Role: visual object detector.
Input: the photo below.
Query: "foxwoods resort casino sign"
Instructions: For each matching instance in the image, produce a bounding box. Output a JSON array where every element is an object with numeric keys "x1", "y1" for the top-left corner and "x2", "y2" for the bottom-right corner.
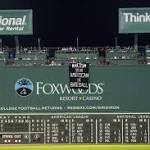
[{"x1": 15, "y1": 78, "x2": 105, "y2": 101}]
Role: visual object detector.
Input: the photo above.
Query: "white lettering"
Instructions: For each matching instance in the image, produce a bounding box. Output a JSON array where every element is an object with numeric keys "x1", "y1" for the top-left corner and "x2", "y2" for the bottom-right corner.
[
  {"x1": 0, "y1": 15, "x2": 26, "y2": 26},
  {"x1": 52, "y1": 84, "x2": 60, "y2": 94},
  {"x1": 6, "y1": 26, "x2": 24, "y2": 31},
  {"x1": 36, "y1": 82, "x2": 43, "y2": 95},
  {"x1": 36, "y1": 82, "x2": 104, "y2": 95},
  {"x1": 72, "y1": 63, "x2": 86, "y2": 68},
  {"x1": 43, "y1": 83, "x2": 53, "y2": 95},
  {"x1": 123, "y1": 12, "x2": 150, "y2": 23},
  {"x1": 60, "y1": 84, "x2": 71, "y2": 94}
]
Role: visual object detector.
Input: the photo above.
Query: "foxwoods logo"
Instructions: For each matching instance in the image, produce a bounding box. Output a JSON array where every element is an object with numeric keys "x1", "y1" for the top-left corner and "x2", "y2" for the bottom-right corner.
[
  {"x1": 15, "y1": 78, "x2": 105, "y2": 98},
  {"x1": 36, "y1": 82, "x2": 104, "y2": 95},
  {"x1": 15, "y1": 78, "x2": 34, "y2": 97}
]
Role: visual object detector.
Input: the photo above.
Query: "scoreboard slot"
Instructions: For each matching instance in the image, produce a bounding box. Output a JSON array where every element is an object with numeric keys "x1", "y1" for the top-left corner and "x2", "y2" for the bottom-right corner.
[{"x1": 3, "y1": 123, "x2": 29, "y2": 132}]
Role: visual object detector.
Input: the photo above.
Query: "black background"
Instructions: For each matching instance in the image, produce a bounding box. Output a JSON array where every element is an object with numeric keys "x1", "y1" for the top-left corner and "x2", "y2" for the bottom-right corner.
[
  {"x1": 69, "y1": 63, "x2": 89, "y2": 89},
  {"x1": 1, "y1": 0, "x2": 150, "y2": 47}
]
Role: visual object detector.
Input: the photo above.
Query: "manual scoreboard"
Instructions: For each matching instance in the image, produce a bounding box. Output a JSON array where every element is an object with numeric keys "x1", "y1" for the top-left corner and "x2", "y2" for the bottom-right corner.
[
  {"x1": 0, "y1": 114, "x2": 149, "y2": 144},
  {"x1": 0, "y1": 65, "x2": 150, "y2": 144}
]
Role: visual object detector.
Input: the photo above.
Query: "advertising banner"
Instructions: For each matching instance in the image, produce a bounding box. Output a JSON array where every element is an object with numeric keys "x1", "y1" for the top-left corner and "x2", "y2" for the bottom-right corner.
[
  {"x1": 0, "y1": 10, "x2": 32, "y2": 35},
  {"x1": 119, "y1": 8, "x2": 150, "y2": 33},
  {"x1": 0, "y1": 66, "x2": 150, "y2": 113}
]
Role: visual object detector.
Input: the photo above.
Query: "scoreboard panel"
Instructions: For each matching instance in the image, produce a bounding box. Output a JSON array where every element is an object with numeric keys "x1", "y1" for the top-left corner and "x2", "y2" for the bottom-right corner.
[{"x1": 0, "y1": 113, "x2": 149, "y2": 144}]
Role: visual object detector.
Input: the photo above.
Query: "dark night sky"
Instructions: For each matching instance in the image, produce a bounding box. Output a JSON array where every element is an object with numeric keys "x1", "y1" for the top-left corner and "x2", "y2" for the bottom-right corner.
[{"x1": 1, "y1": 0, "x2": 150, "y2": 47}]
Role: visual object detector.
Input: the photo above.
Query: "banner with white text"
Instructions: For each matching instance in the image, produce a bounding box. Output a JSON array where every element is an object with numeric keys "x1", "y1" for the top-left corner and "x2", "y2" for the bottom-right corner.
[
  {"x1": 119, "y1": 8, "x2": 150, "y2": 33},
  {"x1": 0, "y1": 10, "x2": 32, "y2": 35}
]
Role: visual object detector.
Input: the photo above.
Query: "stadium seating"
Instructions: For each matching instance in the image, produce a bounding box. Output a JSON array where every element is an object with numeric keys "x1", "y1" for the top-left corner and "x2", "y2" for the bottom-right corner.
[{"x1": 0, "y1": 47, "x2": 149, "y2": 66}]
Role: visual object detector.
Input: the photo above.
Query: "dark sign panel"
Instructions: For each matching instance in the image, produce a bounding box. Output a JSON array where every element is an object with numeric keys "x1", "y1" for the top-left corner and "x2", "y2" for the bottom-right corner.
[{"x1": 69, "y1": 63, "x2": 89, "y2": 89}]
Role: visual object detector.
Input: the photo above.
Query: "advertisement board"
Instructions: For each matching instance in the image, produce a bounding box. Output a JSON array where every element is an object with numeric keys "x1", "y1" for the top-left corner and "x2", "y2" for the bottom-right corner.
[
  {"x1": 119, "y1": 8, "x2": 150, "y2": 33},
  {"x1": 0, "y1": 10, "x2": 32, "y2": 35},
  {"x1": 0, "y1": 66, "x2": 150, "y2": 113}
]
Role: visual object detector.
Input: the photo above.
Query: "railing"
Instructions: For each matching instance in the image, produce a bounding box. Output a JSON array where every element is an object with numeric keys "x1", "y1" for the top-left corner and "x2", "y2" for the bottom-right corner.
[{"x1": 0, "y1": 47, "x2": 149, "y2": 66}]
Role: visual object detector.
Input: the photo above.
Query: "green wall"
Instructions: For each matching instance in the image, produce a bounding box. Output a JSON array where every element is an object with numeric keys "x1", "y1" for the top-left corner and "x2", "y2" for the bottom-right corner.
[{"x1": 0, "y1": 66, "x2": 150, "y2": 113}]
